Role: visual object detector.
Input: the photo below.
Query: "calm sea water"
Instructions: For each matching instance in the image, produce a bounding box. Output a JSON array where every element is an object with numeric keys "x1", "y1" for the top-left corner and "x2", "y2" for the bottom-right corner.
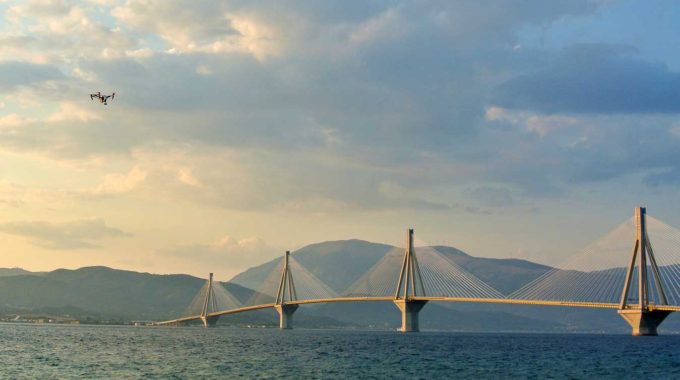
[{"x1": 3, "y1": 323, "x2": 680, "y2": 379}]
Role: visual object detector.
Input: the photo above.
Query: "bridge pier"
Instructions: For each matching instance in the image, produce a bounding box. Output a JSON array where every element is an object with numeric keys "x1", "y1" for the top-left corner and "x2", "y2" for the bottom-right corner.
[
  {"x1": 618, "y1": 310, "x2": 671, "y2": 336},
  {"x1": 275, "y1": 304, "x2": 299, "y2": 329},
  {"x1": 393, "y1": 229, "x2": 428, "y2": 333},
  {"x1": 200, "y1": 315, "x2": 220, "y2": 328},
  {"x1": 393, "y1": 300, "x2": 428, "y2": 332},
  {"x1": 618, "y1": 207, "x2": 673, "y2": 336}
]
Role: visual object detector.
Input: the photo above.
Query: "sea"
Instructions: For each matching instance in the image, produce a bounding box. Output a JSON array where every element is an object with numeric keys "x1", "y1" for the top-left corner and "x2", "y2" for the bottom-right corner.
[{"x1": 2, "y1": 323, "x2": 680, "y2": 379}]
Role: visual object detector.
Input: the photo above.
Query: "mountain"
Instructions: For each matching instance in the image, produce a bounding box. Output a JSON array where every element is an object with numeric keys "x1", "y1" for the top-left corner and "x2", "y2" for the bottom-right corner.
[
  {"x1": 232, "y1": 239, "x2": 395, "y2": 293},
  {"x1": 231, "y1": 239, "x2": 551, "y2": 295},
  {"x1": 0, "y1": 268, "x2": 35, "y2": 277},
  {"x1": 230, "y1": 239, "x2": 680, "y2": 333},
  {"x1": 229, "y1": 239, "x2": 563, "y2": 332},
  {"x1": 429, "y1": 246, "x2": 551, "y2": 295},
  {"x1": 0, "y1": 266, "x2": 252, "y2": 320},
  {"x1": 2, "y1": 239, "x2": 680, "y2": 332}
]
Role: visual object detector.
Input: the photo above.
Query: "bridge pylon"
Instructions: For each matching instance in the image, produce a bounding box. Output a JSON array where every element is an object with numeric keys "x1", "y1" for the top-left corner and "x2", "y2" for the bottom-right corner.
[
  {"x1": 393, "y1": 228, "x2": 428, "y2": 332},
  {"x1": 618, "y1": 207, "x2": 672, "y2": 336},
  {"x1": 200, "y1": 273, "x2": 220, "y2": 327},
  {"x1": 274, "y1": 251, "x2": 299, "y2": 329}
]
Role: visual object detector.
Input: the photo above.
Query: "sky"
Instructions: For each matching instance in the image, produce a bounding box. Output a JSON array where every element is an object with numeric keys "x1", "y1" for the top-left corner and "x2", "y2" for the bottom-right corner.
[{"x1": 1, "y1": 0, "x2": 680, "y2": 280}]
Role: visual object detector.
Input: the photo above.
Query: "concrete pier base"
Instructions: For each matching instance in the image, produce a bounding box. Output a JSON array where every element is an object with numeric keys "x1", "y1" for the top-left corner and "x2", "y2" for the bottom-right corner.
[
  {"x1": 275, "y1": 304, "x2": 299, "y2": 329},
  {"x1": 200, "y1": 315, "x2": 220, "y2": 328},
  {"x1": 618, "y1": 309, "x2": 671, "y2": 336},
  {"x1": 393, "y1": 300, "x2": 428, "y2": 332}
]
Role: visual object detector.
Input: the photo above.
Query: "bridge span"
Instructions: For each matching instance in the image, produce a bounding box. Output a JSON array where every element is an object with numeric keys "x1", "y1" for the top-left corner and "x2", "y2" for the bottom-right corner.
[{"x1": 158, "y1": 207, "x2": 680, "y2": 336}]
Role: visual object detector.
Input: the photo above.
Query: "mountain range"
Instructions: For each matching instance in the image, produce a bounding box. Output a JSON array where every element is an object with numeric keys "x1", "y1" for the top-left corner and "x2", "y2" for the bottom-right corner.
[{"x1": 2, "y1": 239, "x2": 679, "y2": 333}]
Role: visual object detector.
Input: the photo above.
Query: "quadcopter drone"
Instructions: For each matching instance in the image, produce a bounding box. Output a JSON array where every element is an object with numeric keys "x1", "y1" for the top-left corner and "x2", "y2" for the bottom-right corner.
[{"x1": 90, "y1": 91, "x2": 115, "y2": 105}]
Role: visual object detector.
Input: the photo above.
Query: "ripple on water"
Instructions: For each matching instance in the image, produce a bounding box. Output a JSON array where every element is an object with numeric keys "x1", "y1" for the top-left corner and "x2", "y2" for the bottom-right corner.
[{"x1": 3, "y1": 324, "x2": 680, "y2": 378}]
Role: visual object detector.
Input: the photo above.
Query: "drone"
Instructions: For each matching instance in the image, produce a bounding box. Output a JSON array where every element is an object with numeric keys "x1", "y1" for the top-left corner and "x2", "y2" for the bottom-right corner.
[{"x1": 90, "y1": 91, "x2": 115, "y2": 105}]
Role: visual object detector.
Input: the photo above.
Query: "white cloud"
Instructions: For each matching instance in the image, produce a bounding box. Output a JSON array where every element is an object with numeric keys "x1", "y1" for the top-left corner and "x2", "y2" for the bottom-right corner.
[
  {"x1": 176, "y1": 167, "x2": 202, "y2": 187},
  {"x1": 125, "y1": 48, "x2": 154, "y2": 59},
  {"x1": 1, "y1": 0, "x2": 135, "y2": 63},
  {"x1": 226, "y1": 13, "x2": 282, "y2": 60},
  {"x1": 111, "y1": 1, "x2": 283, "y2": 60},
  {"x1": 47, "y1": 102, "x2": 103, "y2": 123},
  {"x1": 0, "y1": 113, "x2": 31, "y2": 129},
  {"x1": 85, "y1": 166, "x2": 147, "y2": 196},
  {"x1": 211, "y1": 235, "x2": 266, "y2": 250},
  {"x1": 485, "y1": 106, "x2": 578, "y2": 137}
]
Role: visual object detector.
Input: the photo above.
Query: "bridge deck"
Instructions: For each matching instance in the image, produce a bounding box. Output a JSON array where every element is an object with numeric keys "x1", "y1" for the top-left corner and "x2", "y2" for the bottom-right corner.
[{"x1": 157, "y1": 296, "x2": 680, "y2": 325}]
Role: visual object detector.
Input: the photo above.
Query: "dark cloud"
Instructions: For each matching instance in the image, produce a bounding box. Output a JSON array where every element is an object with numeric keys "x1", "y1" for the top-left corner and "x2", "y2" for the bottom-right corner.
[
  {"x1": 80, "y1": 0, "x2": 599, "y2": 154},
  {"x1": 644, "y1": 168, "x2": 680, "y2": 187},
  {"x1": 480, "y1": 111, "x2": 680, "y2": 194},
  {"x1": 0, "y1": 61, "x2": 64, "y2": 91},
  {"x1": 0, "y1": 219, "x2": 131, "y2": 249},
  {"x1": 494, "y1": 44, "x2": 680, "y2": 114},
  {"x1": 8, "y1": 0, "x2": 679, "y2": 214}
]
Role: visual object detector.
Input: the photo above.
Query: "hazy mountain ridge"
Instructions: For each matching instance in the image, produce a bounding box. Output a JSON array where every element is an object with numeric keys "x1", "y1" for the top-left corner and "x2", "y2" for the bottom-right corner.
[
  {"x1": 2, "y1": 239, "x2": 680, "y2": 332},
  {"x1": 0, "y1": 268, "x2": 37, "y2": 277},
  {"x1": 232, "y1": 239, "x2": 395, "y2": 293},
  {"x1": 215, "y1": 239, "x2": 680, "y2": 332},
  {"x1": 0, "y1": 266, "x2": 251, "y2": 320},
  {"x1": 231, "y1": 239, "x2": 552, "y2": 295}
]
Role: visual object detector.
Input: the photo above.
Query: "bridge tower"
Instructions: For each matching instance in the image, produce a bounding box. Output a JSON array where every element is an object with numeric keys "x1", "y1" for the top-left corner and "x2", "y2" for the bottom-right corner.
[
  {"x1": 618, "y1": 207, "x2": 671, "y2": 336},
  {"x1": 200, "y1": 273, "x2": 220, "y2": 327},
  {"x1": 393, "y1": 228, "x2": 428, "y2": 332},
  {"x1": 274, "y1": 251, "x2": 299, "y2": 329}
]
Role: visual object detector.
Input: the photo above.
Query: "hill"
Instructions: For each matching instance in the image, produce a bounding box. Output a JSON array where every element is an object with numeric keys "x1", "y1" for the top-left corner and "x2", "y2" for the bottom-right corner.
[
  {"x1": 0, "y1": 268, "x2": 35, "y2": 277},
  {"x1": 2, "y1": 239, "x2": 680, "y2": 332},
  {"x1": 0, "y1": 266, "x2": 247, "y2": 320},
  {"x1": 230, "y1": 239, "x2": 680, "y2": 333},
  {"x1": 231, "y1": 239, "x2": 551, "y2": 295}
]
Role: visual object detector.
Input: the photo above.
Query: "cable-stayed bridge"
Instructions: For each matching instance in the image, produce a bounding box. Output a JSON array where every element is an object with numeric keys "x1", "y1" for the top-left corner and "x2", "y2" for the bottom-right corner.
[{"x1": 158, "y1": 207, "x2": 680, "y2": 336}]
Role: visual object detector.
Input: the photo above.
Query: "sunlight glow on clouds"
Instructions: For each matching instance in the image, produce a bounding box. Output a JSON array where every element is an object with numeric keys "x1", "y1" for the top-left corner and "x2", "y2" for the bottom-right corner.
[{"x1": 1, "y1": 0, "x2": 679, "y2": 275}]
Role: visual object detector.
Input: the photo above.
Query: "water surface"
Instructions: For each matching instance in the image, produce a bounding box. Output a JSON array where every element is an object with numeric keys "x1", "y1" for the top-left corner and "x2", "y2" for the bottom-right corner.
[{"x1": 2, "y1": 323, "x2": 680, "y2": 378}]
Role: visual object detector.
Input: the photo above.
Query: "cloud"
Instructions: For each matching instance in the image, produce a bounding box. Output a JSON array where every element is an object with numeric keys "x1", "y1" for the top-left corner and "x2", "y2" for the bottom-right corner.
[
  {"x1": 0, "y1": 61, "x2": 64, "y2": 91},
  {"x1": 466, "y1": 186, "x2": 514, "y2": 207},
  {"x1": 84, "y1": 166, "x2": 148, "y2": 196},
  {"x1": 1, "y1": 1, "x2": 135, "y2": 63},
  {"x1": 0, "y1": 218, "x2": 131, "y2": 249},
  {"x1": 0, "y1": 181, "x2": 73, "y2": 208},
  {"x1": 0, "y1": 1, "x2": 601, "y2": 160},
  {"x1": 5, "y1": 0, "x2": 680, "y2": 277},
  {"x1": 493, "y1": 44, "x2": 680, "y2": 114},
  {"x1": 111, "y1": 0, "x2": 283, "y2": 60},
  {"x1": 2, "y1": 0, "x2": 678, "y2": 218},
  {"x1": 160, "y1": 235, "x2": 278, "y2": 277},
  {"x1": 47, "y1": 102, "x2": 103, "y2": 123},
  {"x1": 378, "y1": 181, "x2": 454, "y2": 211},
  {"x1": 0, "y1": 99, "x2": 140, "y2": 159},
  {"x1": 481, "y1": 108, "x2": 680, "y2": 191},
  {"x1": 0, "y1": 113, "x2": 32, "y2": 129}
]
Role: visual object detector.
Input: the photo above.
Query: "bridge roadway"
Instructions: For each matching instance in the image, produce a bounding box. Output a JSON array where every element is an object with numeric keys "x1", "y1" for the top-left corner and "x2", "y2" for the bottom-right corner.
[{"x1": 155, "y1": 297, "x2": 680, "y2": 326}]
